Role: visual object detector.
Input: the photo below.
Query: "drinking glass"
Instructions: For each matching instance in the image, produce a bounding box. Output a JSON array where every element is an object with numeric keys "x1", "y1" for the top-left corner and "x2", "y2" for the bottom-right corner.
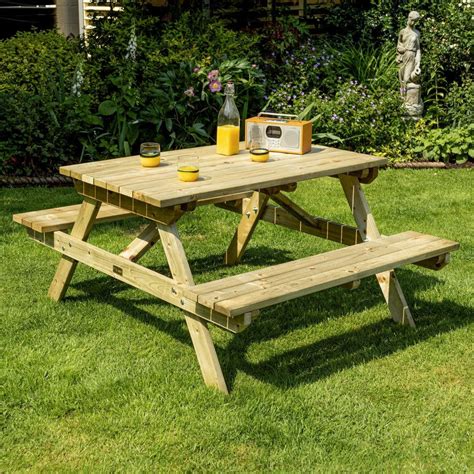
[
  {"x1": 177, "y1": 155, "x2": 199, "y2": 182},
  {"x1": 249, "y1": 137, "x2": 269, "y2": 162},
  {"x1": 140, "y1": 142, "x2": 161, "y2": 167}
]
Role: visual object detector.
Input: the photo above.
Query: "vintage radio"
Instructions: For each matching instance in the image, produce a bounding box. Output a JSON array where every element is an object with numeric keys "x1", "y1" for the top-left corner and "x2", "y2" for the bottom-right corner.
[{"x1": 245, "y1": 112, "x2": 312, "y2": 155}]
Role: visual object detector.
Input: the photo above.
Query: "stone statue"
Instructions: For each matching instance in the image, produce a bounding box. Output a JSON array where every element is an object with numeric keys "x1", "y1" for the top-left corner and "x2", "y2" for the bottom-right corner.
[{"x1": 397, "y1": 11, "x2": 423, "y2": 119}]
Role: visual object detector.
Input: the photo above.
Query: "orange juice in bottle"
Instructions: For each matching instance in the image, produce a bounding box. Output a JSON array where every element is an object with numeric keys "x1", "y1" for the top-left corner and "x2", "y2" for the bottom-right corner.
[{"x1": 216, "y1": 82, "x2": 240, "y2": 156}]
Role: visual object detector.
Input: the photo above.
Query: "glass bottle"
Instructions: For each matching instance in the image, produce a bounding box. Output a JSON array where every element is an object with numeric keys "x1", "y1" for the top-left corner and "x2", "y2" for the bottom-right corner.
[{"x1": 216, "y1": 81, "x2": 240, "y2": 156}]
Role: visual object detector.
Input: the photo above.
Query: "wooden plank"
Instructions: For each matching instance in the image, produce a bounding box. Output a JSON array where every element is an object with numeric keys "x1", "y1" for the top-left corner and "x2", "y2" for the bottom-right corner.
[
  {"x1": 218, "y1": 202, "x2": 446, "y2": 274},
  {"x1": 216, "y1": 201, "x2": 362, "y2": 246},
  {"x1": 148, "y1": 154, "x2": 385, "y2": 208},
  {"x1": 138, "y1": 151, "x2": 381, "y2": 206},
  {"x1": 339, "y1": 174, "x2": 379, "y2": 240},
  {"x1": 415, "y1": 253, "x2": 451, "y2": 271},
  {"x1": 194, "y1": 233, "x2": 446, "y2": 310},
  {"x1": 208, "y1": 235, "x2": 459, "y2": 317},
  {"x1": 48, "y1": 197, "x2": 101, "y2": 302},
  {"x1": 270, "y1": 192, "x2": 323, "y2": 228},
  {"x1": 224, "y1": 192, "x2": 270, "y2": 265},
  {"x1": 119, "y1": 222, "x2": 160, "y2": 262},
  {"x1": 13, "y1": 204, "x2": 133, "y2": 233},
  {"x1": 38, "y1": 230, "x2": 251, "y2": 333},
  {"x1": 189, "y1": 232, "x2": 421, "y2": 300},
  {"x1": 157, "y1": 223, "x2": 194, "y2": 286},
  {"x1": 62, "y1": 144, "x2": 225, "y2": 184},
  {"x1": 339, "y1": 174, "x2": 415, "y2": 326},
  {"x1": 157, "y1": 222, "x2": 229, "y2": 394},
  {"x1": 124, "y1": 151, "x2": 317, "y2": 198},
  {"x1": 61, "y1": 144, "x2": 386, "y2": 209},
  {"x1": 78, "y1": 184, "x2": 184, "y2": 225}
]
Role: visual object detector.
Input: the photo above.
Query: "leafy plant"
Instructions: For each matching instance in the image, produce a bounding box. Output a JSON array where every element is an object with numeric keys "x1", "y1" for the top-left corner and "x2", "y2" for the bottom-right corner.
[
  {"x1": 97, "y1": 74, "x2": 140, "y2": 157},
  {"x1": 0, "y1": 31, "x2": 98, "y2": 175},
  {"x1": 442, "y1": 77, "x2": 474, "y2": 128},
  {"x1": 322, "y1": 40, "x2": 398, "y2": 92},
  {"x1": 288, "y1": 81, "x2": 409, "y2": 157},
  {"x1": 141, "y1": 59, "x2": 265, "y2": 149},
  {"x1": 153, "y1": 11, "x2": 260, "y2": 66},
  {"x1": 414, "y1": 124, "x2": 474, "y2": 163}
]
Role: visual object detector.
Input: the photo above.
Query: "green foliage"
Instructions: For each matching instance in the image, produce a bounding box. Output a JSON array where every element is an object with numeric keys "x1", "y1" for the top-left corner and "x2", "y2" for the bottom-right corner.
[
  {"x1": 261, "y1": 14, "x2": 311, "y2": 57},
  {"x1": 326, "y1": 1, "x2": 473, "y2": 89},
  {"x1": 0, "y1": 30, "x2": 81, "y2": 95},
  {"x1": 298, "y1": 82, "x2": 408, "y2": 155},
  {"x1": 443, "y1": 78, "x2": 474, "y2": 128},
  {"x1": 322, "y1": 40, "x2": 398, "y2": 92},
  {"x1": 265, "y1": 37, "x2": 398, "y2": 116},
  {"x1": 1, "y1": 3, "x2": 472, "y2": 175},
  {"x1": 0, "y1": 31, "x2": 98, "y2": 175},
  {"x1": 0, "y1": 4, "x2": 265, "y2": 174},
  {"x1": 154, "y1": 12, "x2": 260, "y2": 66},
  {"x1": 414, "y1": 124, "x2": 474, "y2": 163},
  {"x1": 141, "y1": 60, "x2": 264, "y2": 149},
  {"x1": 82, "y1": 2, "x2": 264, "y2": 157}
]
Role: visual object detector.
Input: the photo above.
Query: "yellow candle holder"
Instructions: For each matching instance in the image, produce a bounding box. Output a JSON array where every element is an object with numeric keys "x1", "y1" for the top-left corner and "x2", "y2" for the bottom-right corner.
[
  {"x1": 140, "y1": 155, "x2": 161, "y2": 167},
  {"x1": 250, "y1": 147, "x2": 269, "y2": 162},
  {"x1": 140, "y1": 142, "x2": 161, "y2": 167},
  {"x1": 178, "y1": 165, "x2": 199, "y2": 182},
  {"x1": 177, "y1": 155, "x2": 199, "y2": 182}
]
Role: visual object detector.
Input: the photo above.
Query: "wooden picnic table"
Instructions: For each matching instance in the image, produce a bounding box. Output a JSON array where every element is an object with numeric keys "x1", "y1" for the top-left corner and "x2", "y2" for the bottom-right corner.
[{"x1": 13, "y1": 144, "x2": 459, "y2": 394}]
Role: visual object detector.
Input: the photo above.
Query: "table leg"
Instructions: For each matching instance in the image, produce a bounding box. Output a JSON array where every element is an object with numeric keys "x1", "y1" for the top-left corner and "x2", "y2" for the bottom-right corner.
[
  {"x1": 339, "y1": 174, "x2": 415, "y2": 327},
  {"x1": 119, "y1": 222, "x2": 160, "y2": 262},
  {"x1": 224, "y1": 191, "x2": 270, "y2": 265},
  {"x1": 157, "y1": 222, "x2": 229, "y2": 394},
  {"x1": 48, "y1": 197, "x2": 101, "y2": 302}
]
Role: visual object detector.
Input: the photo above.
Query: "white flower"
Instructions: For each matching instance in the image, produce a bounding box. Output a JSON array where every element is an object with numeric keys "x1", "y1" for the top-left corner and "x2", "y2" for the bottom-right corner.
[
  {"x1": 72, "y1": 61, "x2": 84, "y2": 96},
  {"x1": 125, "y1": 25, "x2": 137, "y2": 61}
]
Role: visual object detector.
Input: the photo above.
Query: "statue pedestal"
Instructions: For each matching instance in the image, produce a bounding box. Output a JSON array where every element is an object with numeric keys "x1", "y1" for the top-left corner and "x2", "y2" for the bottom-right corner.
[{"x1": 404, "y1": 83, "x2": 423, "y2": 120}]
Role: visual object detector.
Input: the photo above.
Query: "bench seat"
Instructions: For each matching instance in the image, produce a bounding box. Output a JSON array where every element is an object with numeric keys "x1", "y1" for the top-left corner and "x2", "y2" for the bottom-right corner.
[
  {"x1": 187, "y1": 231, "x2": 459, "y2": 317},
  {"x1": 13, "y1": 204, "x2": 133, "y2": 233}
]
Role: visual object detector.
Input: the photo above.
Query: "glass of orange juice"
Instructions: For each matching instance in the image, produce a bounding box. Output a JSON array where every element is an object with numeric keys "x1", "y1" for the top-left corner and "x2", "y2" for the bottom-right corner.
[{"x1": 177, "y1": 155, "x2": 199, "y2": 182}]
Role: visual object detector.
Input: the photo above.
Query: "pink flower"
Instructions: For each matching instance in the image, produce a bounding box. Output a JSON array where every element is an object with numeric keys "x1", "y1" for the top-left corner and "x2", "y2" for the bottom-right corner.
[
  {"x1": 207, "y1": 69, "x2": 219, "y2": 80},
  {"x1": 193, "y1": 66, "x2": 201, "y2": 73},
  {"x1": 252, "y1": 64, "x2": 257, "y2": 68},
  {"x1": 184, "y1": 86, "x2": 195, "y2": 97},
  {"x1": 209, "y1": 80, "x2": 222, "y2": 93}
]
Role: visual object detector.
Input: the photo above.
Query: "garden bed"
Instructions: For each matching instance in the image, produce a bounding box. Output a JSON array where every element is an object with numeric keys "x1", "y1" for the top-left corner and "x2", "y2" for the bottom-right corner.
[{"x1": 0, "y1": 2, "x2": 472, "y2": 178}]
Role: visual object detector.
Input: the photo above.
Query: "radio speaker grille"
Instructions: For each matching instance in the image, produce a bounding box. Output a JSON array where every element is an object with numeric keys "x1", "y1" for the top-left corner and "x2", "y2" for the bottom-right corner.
[{"x1": 281, "y1": 130, "x2": 299, "y2": 148}]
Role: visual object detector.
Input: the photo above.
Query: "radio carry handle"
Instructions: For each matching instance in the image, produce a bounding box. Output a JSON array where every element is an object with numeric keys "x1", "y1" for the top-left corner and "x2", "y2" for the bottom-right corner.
[{"x1": 257, "y1": 112, "x2": 299, "y2": 122}]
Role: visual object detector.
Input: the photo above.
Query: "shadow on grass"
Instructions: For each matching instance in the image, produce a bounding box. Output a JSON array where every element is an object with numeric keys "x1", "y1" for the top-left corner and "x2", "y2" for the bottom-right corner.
[
  {"x1": 68, "y1": 255, "x2": 472, "y2": 391},
  {"x1": 68, "y1": 247, "x2": 295, "y2": 345},
  {"x1": 223, "y1": 268, "x2": 472, "y2": 390}
]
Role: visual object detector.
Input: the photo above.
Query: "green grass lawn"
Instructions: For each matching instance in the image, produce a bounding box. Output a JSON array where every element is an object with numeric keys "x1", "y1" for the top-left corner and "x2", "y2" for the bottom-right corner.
[{"x1": 1, "y1": 170, "x2": 473, "y2": 472}]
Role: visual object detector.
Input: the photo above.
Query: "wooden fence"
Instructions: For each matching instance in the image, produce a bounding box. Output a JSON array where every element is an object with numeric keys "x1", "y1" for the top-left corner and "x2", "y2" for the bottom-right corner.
[{"x1": 80, "y1": 0, "x2": 344, "y2": 36}]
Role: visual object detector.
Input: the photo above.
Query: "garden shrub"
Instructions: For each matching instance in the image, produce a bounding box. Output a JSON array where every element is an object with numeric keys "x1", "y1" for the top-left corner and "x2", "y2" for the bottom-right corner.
[
  {"x1": 82, "y1": 1, "x2": 265, "y2": 157},
  {"x1": 294, "y1": 81, "x2": 409, "y2": 156},
  {"x1": 154, "y1": 12, "x2": 260, "y2": 66},
  {"x1": 414, "y1": 124, "x2": 474, "y2": 163},
  {"x1": 1, "y1": 4, "x2": 472, "y2": 176},
  {"x1": 326, "y1": 1, "x2": 473, "y2": 95},
  {"x1": 0, "y1": 3, "x2": 265, "y2": 174},
  {"x1": 140, "y1": 59, "x2": 264, "y2": 150},
  {"x1": 0, "y1": 30, "x2": 81, "y2": 95},
  {"x1": 0, "y1": 31, "x2": 99, "y2": 175},
  {"x1": 443, "y1": 78, "x2": 474, "y2": 128}
]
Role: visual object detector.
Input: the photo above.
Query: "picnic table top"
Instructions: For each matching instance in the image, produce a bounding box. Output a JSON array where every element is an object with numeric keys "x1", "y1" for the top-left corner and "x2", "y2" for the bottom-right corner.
[{"x1": 60, "y1": 144, "x2": 387, "y2": 208}]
